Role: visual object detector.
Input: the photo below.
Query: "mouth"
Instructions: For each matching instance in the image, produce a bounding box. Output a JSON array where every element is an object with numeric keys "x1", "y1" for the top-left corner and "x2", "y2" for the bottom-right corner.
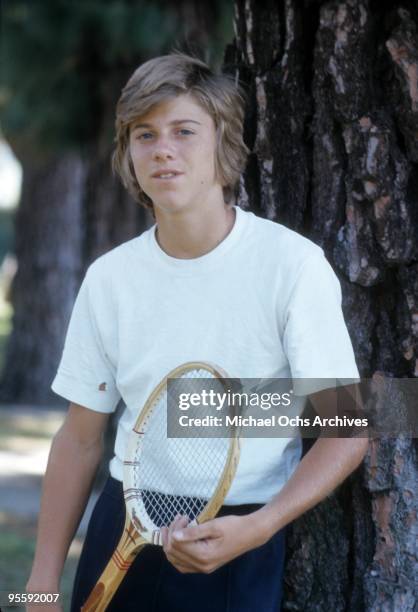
[{"x1": 151, "y1": 171, "x2": 184, "y2": 180}]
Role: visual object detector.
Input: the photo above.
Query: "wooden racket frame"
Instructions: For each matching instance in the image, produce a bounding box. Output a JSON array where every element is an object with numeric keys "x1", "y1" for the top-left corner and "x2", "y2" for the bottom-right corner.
[{"x1": 81, "y1": 361, "x2": 240, "y2": 612}]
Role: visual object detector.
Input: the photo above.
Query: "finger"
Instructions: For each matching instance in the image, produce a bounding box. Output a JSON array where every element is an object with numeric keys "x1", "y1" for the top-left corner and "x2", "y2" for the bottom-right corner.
[
  {"x1": 173, "y1": 515, "x2": 190, "y2": 534},
  {"x1": 171, "y1": 560, "x2": 196, "y2": 574},
  {"x1": 167, "y1": 515, "x2": 189, "y2": 548},
  {"x1": 168, "y1": 514, "x2": 186, "y2": 534},
  {"x1": 165, "y1": 526, "x2": 210, "y2": 567},
  {"x1": 164, "y1": 516, "x2": 192, "y2": 562},
  {"x1": 168, "y1": 535, "x2": 216, "y2": 569},
  {"x1": 161, "y1": 526, "x2": 169, "y2": 548},
  {"x1": 166, "y1": 546, "x2": 203, "y2": 573},
  {"x1": 167, "y1": 547, "x2": 214, "y2": 574},
  {"x1": 165, "y1": 515, "x2": 181, "y2": 548},
  {"x1": 173, "y1": 520, "x2": 222, "y2": 543}
]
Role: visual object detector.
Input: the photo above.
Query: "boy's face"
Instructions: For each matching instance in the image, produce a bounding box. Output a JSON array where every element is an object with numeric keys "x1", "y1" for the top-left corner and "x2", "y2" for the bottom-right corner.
[{"x1": 129, "y1": 94, "x2": 223, "y2": 214}]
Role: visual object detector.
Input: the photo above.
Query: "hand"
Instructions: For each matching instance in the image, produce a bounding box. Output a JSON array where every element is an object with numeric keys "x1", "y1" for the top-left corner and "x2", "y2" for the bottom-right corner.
[
  {"x1": 161, "y1": 512, "x2": 266, "y2": 574},
  {"x1": 26, "y1": 605, "x2": 63, "y2": 612},
  {"x1": 25, "y1": 582, "x2": 62, "y2": 612}
]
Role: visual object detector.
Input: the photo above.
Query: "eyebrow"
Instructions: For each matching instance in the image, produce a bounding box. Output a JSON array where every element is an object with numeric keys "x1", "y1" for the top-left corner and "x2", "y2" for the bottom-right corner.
[{"x1": 132, "y1": 119, "x2": 202, "y2": 130}]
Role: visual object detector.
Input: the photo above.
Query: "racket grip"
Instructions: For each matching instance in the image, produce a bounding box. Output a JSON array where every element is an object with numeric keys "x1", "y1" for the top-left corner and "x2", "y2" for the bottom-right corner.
[{"x1": 80, "y1": 546, "x2": 140, "y2": 612}]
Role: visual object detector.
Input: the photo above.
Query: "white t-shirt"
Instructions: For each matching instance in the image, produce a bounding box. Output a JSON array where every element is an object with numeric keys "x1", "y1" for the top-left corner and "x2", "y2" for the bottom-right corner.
[{"x1": 52, "y1": 206, "x2": 359, "y2": 504}]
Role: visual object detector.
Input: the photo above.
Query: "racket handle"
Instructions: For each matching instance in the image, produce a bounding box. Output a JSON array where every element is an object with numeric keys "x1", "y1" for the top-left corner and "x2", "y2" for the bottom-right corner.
[{"x1": 81, "y1": 542, "x2": 147, "y2": 612}]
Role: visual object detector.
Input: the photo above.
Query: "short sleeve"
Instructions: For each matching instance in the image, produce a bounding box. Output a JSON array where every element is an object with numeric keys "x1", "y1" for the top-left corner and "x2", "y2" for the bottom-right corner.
[
  {"x1": 51, "y1": 268, "x2": 121, "y2": 412},
  {"x1": 283, "y1": 253, "x2": 359, "y2": 395}
]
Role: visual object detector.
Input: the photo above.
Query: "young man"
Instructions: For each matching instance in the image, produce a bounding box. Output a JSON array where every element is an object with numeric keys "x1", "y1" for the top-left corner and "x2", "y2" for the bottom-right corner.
[{"x1": 27, "y1": 52, "x2": 368, "y2": 611}]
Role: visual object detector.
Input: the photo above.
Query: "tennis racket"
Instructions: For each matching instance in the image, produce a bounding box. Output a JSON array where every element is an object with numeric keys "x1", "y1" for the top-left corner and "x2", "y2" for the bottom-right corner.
[{"x1": 81, "y1": 361, "x2": 240, "y2": 612}]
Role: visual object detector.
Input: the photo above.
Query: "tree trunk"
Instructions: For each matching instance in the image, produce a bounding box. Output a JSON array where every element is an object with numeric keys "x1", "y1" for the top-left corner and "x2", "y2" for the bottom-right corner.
[
  {"x1": 227, "y1": 1, "x2": 418, "y2": 610},
  {"x1": 0, "y1": 153, "x2": 85, "y2": 404}
]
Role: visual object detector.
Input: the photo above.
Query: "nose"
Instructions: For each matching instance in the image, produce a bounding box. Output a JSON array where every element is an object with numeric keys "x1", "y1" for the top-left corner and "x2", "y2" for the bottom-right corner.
[{"x1": 152, "y1": 138, "x2": 175, "y2": 162}]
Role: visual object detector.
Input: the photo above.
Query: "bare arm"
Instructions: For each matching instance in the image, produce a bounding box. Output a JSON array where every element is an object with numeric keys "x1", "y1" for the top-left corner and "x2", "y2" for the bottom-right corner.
[
  {"x1": 26, "y1": 403, "x2": 110, "y2": 593},
  {"x1": 254, "y1": 436, "x2": 368, "y2": 542},
  {"x1": 254, "y1": 385, "x2": 369, "y2": 539}
]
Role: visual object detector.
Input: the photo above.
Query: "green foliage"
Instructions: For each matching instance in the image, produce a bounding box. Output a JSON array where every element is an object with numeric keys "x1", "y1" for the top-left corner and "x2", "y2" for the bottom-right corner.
[{"x1": 0, "y1": 0, "x2": 234, "y2": 151}]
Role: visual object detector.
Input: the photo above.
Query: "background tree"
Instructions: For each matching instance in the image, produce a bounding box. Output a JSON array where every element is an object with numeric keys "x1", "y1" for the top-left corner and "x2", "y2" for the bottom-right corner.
[
  {"x1": 0, "y1": 0, "x2": 232, "y2": 404},
  {"x1": 226, "y1": 0, "x2": 417, "y2": 610}
]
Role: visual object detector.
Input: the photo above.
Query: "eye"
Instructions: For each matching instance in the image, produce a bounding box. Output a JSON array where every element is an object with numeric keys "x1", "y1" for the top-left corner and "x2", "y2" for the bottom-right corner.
[
  {"x1": 136, "y1": 132, "x2": 154, "y2": 141},
  {"x1": 177, "y1": 128, "x2": 194, "y2": 136}
]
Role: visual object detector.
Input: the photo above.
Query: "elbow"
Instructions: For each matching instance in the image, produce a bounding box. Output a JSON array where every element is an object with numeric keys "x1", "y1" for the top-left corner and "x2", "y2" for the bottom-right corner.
[
  {"x1": 53, "y1": 425, "x2": 105, "y2": 457},
  {"x1": 350, "y1": 435, "x2": 369, "y2": 469}
]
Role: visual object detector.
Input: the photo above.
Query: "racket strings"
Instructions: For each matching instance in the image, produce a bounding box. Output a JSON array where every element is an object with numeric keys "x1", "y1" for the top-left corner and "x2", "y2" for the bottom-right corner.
[
  {"x1": 130, "y1": 369, "x2": 231, "y2": 528},
  {"x1": 142, "y1": 492, "x2": 206, "y2": 527}
]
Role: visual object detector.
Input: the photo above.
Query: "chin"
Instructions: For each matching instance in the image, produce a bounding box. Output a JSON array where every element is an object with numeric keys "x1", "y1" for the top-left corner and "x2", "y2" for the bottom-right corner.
[{"x1": 153, "y1": 197, "x2": 194, "y2": 215}]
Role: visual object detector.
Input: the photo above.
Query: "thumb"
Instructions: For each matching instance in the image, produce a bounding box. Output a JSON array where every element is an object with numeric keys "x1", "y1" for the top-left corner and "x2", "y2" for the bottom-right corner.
[{"x1": 173, "y1": 520, "x2": 222, "y2": 542}]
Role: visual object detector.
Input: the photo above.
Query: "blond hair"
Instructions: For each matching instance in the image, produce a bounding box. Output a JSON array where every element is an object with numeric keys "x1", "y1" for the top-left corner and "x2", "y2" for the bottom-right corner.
[{"x1": 112, "y1": 52, "x2": 249, "y2": 210}]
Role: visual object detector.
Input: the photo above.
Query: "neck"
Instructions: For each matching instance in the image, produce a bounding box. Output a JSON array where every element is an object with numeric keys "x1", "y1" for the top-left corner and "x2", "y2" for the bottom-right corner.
[{"x1": 154, "y1": 200, "x2": 236, "y2": 259}]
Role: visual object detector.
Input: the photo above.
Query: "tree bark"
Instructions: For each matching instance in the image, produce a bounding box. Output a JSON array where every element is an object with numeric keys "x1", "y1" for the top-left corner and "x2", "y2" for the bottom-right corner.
[
  {"x1": 0, "y1": 153, "x2": 85, "y2": 404},
  {"x1": 228, "y1": 1, "x2": 418, "y2": 610}
]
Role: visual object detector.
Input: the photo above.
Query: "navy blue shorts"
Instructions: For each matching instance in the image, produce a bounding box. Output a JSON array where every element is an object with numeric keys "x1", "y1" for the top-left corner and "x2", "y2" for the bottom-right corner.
[{"x1": 71, "y1": 477, "x2": 286, "y2": 612}]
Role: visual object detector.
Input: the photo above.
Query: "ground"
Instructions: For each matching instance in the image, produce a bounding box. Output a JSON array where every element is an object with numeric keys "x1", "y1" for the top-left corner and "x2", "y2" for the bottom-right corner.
[{"x1": 0, "y1": 405, "x2": 99, "y2": 611}]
